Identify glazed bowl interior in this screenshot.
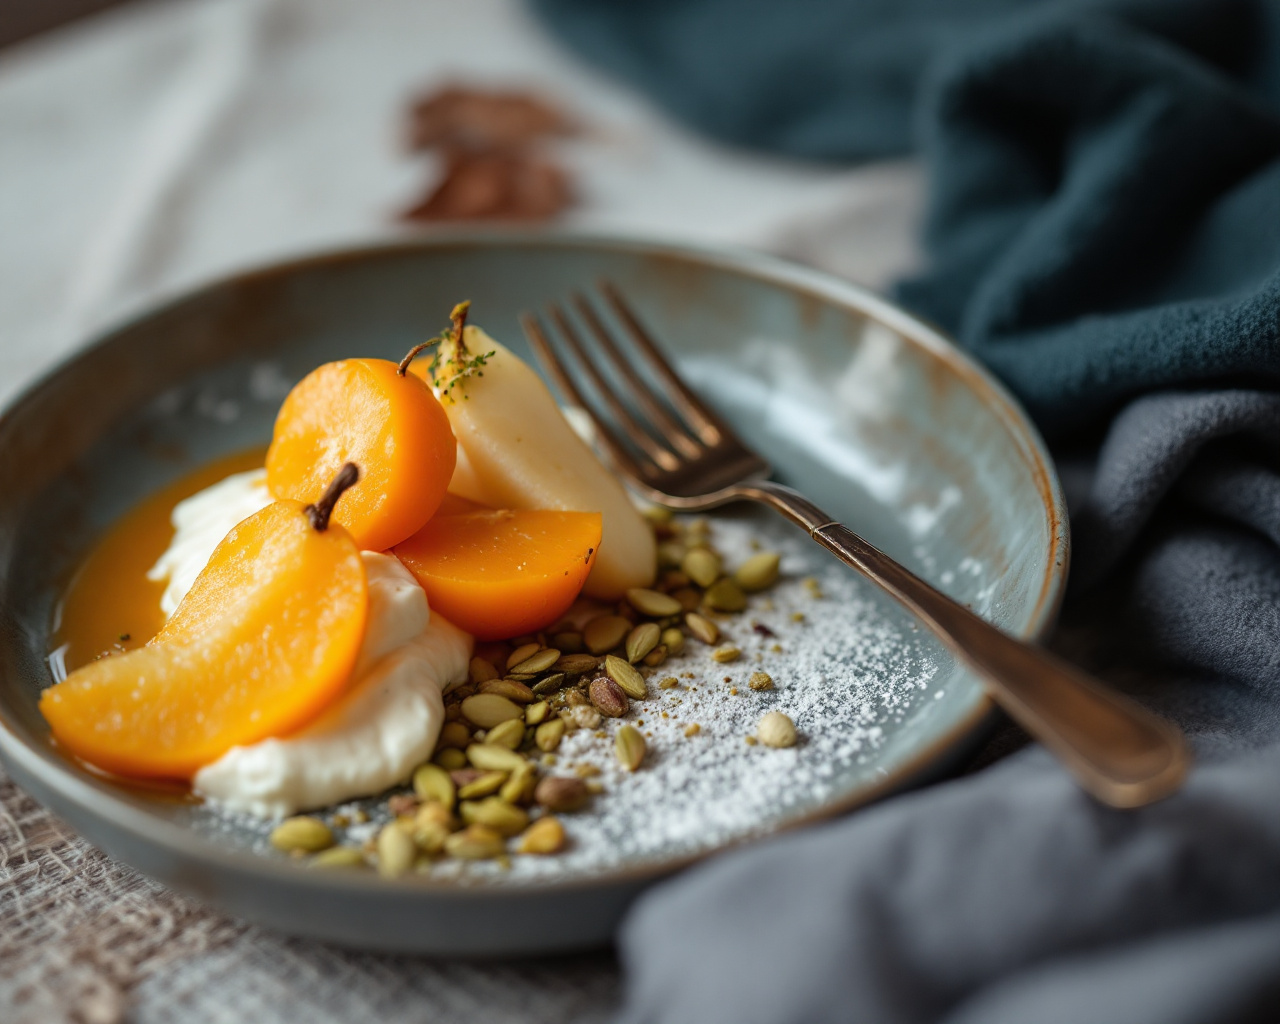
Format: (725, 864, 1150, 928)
(0, 235, 1065, 952)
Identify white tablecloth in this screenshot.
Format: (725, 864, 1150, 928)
(0, 2, 921, 1019)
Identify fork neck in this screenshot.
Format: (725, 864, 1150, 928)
(728, 480, 837, 536)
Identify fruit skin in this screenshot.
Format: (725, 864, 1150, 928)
(414, 326, 654, 599)
(40, 501, 368, 780)
(395, 508, 601, 641)
(266, 358, 456, 552)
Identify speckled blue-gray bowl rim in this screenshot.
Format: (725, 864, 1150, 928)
(0, 231, 1069, 954)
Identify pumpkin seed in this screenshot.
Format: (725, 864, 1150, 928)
(377, 822, 416, 878)
(434, 747, 467, 770)
(506, 642, 542, 670)
(532, 672, 567, 695)
(704, 578, 748, 612)
(712, 645, 741, 664)
(554, 652, 600, 675)
(682, 548, 721, 588)
(615, 725, 646, 771)
(457, 770, 509, 799)
(734, 551, 781, 592)
(660, 627, 685, 655)
(656, 540, 687, 568)
(535, 775, 589, 812)
(748, 671, 774, 691)
(535, 718, 566, 752)
(605, 654, 648, 699)
(551, 631, 583, 654)
(416, 800, 454, 828)
(589, 676, 630, 718)
(510, 648, 562, 675)
(625, 622, 661, 664)
(685, 612, 720, 645)
(583, 614, 631, 654)
(460, 797, 529, 837)
(413, 763, 456, 809)
(413, 820, 451, 855)
(758, 711, 797, 748)
(469, 656, 500, 683)
(461, 693, 524, 728)
(270, 817, 333, 853)
(478, 678, 536, 703)
(485, 718, 526, 750)
(310, 846, 365, 869)
(436, 720, 472, 750)
(518, 815, 565, 854)
(467, 743, 527, 773)
(444, 824, 505, 860)
(500, 763, 536, 804)
(627, 587, 683, 618)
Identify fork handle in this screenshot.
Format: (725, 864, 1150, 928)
(740, 481, 1188, 808)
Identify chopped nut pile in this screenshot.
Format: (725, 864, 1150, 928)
(272, 508, 806, 875)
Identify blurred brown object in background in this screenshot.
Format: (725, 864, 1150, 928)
(0, 0, 132, 49)
(408, 86, 573, 152)
(401, 85, 576, 223)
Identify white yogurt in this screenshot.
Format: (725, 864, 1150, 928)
(147, 470, 472, 818)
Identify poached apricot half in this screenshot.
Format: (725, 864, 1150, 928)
(41, 479, 368, 780)
(266, 358, 455, 552)
(395, 509, 601, 641)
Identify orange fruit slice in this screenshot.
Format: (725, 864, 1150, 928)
(41, 471, 368, 780)
(266, 358, 455, 552)
(395, 509, 601, 641)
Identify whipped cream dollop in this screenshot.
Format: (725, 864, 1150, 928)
(147, 469, 471, 818)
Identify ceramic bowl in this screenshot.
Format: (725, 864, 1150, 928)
(0, 234, 1066, 953)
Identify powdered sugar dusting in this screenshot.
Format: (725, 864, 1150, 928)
(486, 513, 935, 880)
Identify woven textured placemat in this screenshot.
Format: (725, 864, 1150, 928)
(0, 765, 620, 1023)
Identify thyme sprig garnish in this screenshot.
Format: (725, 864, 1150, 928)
(395, 301, 494, 398)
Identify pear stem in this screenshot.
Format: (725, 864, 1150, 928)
(450, 299, 472, 357)
(396, 299, 473, 375)
(305, 462, 359, 531)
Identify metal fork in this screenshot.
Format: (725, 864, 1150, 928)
(522, 282, 1189, 809)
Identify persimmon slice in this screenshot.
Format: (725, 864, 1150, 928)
(395, 509, 601, 641)
(434, 491, 491, 517)
(266, 358, 456, 552)
(40, 499, 368, 779)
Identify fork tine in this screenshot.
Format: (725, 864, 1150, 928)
(545, 303, 683, 473)
(598, 280, 725, 446)
(520, 311, 666, 481)
(571, 292, 704, 460)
